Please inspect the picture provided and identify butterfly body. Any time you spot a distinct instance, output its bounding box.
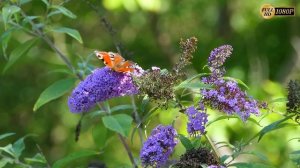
[94,51,135,73]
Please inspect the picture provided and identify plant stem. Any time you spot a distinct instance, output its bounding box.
[204,134,220,160]
[19,10,83,80]
[98,103,137,167]
[130,95,144,143]
[118,134,137,168]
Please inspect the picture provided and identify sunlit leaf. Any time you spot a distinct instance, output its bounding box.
[50,5,77,19]
[12,137,26,158]
[239,151,269,162]
[50,27,83,43]
[52,150,99,168]
[0,133,15,141]
[290,150,300,165]
[102,114,133,137]
[0,158,13,167]
[110,104,133,113]
[33,78,76,111]
[206,115,261,127]
[220,155,230,164]
[248,115,295,142]
[2,5,21,29]
[24,153,47,164]
[269,97,287,103]
[229,162,274,168]
[0,144,15,157]
[175,81,211,90]
[3,38,38,73]
[178,134,193,150]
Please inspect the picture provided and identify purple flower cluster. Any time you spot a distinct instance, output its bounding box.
[68,67,138,113]
[208,165,226,168]
[201,45,260,121]
[186,103,208,137]
[140,125,178,168]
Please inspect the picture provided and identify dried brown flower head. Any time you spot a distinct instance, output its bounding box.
[134,37,198,105]
[174,147,219,168]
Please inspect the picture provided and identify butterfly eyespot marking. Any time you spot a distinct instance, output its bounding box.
[94,51,135,73]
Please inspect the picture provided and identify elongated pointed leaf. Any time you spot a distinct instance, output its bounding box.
[2,6,21,29]
[102,114,133,137]
[229,162,274,168]
[50,5,76,19]
[3,38,38,73]
[52,150,99,168]
[24,153,47,164]
[248,115,295,142]
[178,134,193,150]
[12,137,26,158]
[206,115,261,127]
[0,133,15,141]
[50,27,82,43]
[33,78,76,111]
[110,105,133,113]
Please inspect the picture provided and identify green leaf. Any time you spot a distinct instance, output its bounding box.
[0,28,15,60]
[24,153,47,164]
[269,97,287,103]
[178,134,193,150]
[229,162,274,168]
[0,144,15,157]
[52,150,99,168]
[33,78,76,111]
[290,150,300,165]
[239,151,269,162]
[12,137,26,158]
[177,73,210,87]
[0,133,15,141]
[206,115,261,127]
[111,105,133,113]
[141,95,149,113]
[92,123,108,149]
[50,27,82,43]
[0,158,13,167]
[50,5,77,19]
[248,115,295,142]
[220,155,230,164]
[41,0,50,7]
[223,76,250,90]
[175,81,212,90]
[2,5,21,29]
[102,114,133,137]
[3,38,38,73]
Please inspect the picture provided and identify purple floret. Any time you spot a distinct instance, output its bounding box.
[200,45,261,121]
[186,104,208,137]
[68,67,138,113]
[140,125,178,168]
[201,78,259,121]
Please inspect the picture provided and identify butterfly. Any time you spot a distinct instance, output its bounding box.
[94,51,135,73]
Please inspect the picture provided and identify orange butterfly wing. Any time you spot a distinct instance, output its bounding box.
[95,51,135,73]
[95,51,113,68]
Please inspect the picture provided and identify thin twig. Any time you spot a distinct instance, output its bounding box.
[204,134,220,160]
[130,95,144,143]
[19,9,83,80]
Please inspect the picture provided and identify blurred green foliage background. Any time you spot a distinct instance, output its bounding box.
[1,0,300,167]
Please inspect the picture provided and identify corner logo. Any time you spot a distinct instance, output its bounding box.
[261,4,295,19]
